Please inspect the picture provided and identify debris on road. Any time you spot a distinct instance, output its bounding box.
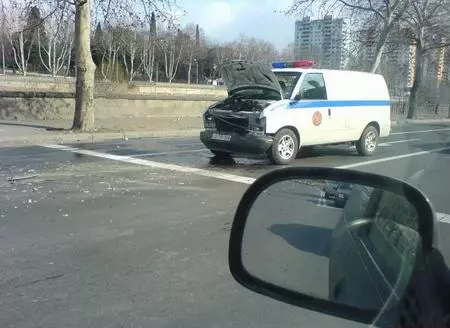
[7,174,38,181]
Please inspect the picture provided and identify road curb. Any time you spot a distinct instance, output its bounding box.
[392,118,450,125]
[0,129,202,147]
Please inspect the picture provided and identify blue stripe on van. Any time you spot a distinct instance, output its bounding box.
[287,100,390,108]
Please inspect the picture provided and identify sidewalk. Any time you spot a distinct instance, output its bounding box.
[391,116,450,125]
[0,118,202,147]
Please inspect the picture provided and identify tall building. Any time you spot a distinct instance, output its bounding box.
[294,15,347,69]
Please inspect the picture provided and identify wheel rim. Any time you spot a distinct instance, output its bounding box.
[278,135,295,160]
[365,131,377,152]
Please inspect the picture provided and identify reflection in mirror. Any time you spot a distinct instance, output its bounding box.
[241,179,421,312]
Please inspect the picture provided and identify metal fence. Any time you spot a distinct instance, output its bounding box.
[391,99,450,118]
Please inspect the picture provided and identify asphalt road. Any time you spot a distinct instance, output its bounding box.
[1,122,450,328]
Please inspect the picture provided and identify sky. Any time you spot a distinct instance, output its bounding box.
[176,0,298,51]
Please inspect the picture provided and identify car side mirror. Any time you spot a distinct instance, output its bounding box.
[293,91,302,101]
[228,167,435,325]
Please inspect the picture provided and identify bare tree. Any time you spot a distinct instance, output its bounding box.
[71,0,179,130]
[140,8,157,81]
[213,44,233,66]
[0,4,6,74]
[71,0,96,130]
[121,28,142,81]
[38,2,73,76]
[286,0,411,72]
[402,0,450,118]
[183,23,196,84]
[158,28,183,83]
[99,27,121,80]
[227,35,279,63]
[141,37,156,81]
[2,0,34,76]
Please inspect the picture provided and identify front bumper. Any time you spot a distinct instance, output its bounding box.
[200,130,273,155]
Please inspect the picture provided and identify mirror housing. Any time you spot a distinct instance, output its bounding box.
[293,91,302,101]
[228,167,435,324]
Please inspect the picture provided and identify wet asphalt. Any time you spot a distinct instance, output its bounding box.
[1,122,450,328]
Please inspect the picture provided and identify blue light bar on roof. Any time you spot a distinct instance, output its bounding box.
[272,60,316,69]
[272,62,289,69]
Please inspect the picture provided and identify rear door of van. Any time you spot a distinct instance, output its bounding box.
[325,71,391,142]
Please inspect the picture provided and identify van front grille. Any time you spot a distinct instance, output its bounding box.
[215,117,249,133]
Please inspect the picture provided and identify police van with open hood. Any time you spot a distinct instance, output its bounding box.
[200,60,391,165]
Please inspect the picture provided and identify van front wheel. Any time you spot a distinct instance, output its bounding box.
[356,125,378,156]
[269,128,299,165]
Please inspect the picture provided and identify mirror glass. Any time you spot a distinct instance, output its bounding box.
[241,178,421,312]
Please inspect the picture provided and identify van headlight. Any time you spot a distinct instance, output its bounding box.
[204,112,215,129]
[258,117,266,132]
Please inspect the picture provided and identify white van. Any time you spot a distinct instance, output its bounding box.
[200,60,391,165]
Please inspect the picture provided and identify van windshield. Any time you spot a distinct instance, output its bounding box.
[273,71,302,99]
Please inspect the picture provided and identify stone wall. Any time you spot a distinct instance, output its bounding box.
[0,75,227,98]
[0,96,216,121]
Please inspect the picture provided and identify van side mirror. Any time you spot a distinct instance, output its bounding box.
[293,91,302,101]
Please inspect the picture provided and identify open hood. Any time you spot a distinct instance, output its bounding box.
[220,61,282,96]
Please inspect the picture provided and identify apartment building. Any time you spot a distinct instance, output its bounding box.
[294,15,347,69]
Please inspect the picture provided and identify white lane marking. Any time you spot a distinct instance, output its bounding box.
[43,144,450,224]
[42,144,256,184]
[384,138,422,144]
[391,128,450,135]
[131,149,207,157]
[337,146,450,169]
[438,212,450,223]
[378,138,421,147]
[378,139,421,147]
[408,169,425,182]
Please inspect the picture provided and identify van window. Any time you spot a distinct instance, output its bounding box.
[273,71,302,99]
[299,73,327,100]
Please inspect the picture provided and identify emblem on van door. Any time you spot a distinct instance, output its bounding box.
[312,111,322,126]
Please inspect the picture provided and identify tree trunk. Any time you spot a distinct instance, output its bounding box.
[19,33,26,76]
[66,47,71,76]
[407,43,424,119]
[1,39,4,74]
[370,22,391,73]
[149,45,155,81]
[187,60,192,84]
[72,0,96,131]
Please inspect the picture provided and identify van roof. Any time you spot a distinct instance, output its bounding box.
[272,68,382,77]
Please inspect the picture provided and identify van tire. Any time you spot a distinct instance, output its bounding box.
[269,128,299,165]
[356,125,379,156]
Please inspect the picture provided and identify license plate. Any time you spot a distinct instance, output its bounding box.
[212,133,231,142]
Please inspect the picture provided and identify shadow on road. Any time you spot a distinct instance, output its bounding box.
[208,156,237,166]
[268,223,331,257]
[0,121,67,131]
[296,145,359,159]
